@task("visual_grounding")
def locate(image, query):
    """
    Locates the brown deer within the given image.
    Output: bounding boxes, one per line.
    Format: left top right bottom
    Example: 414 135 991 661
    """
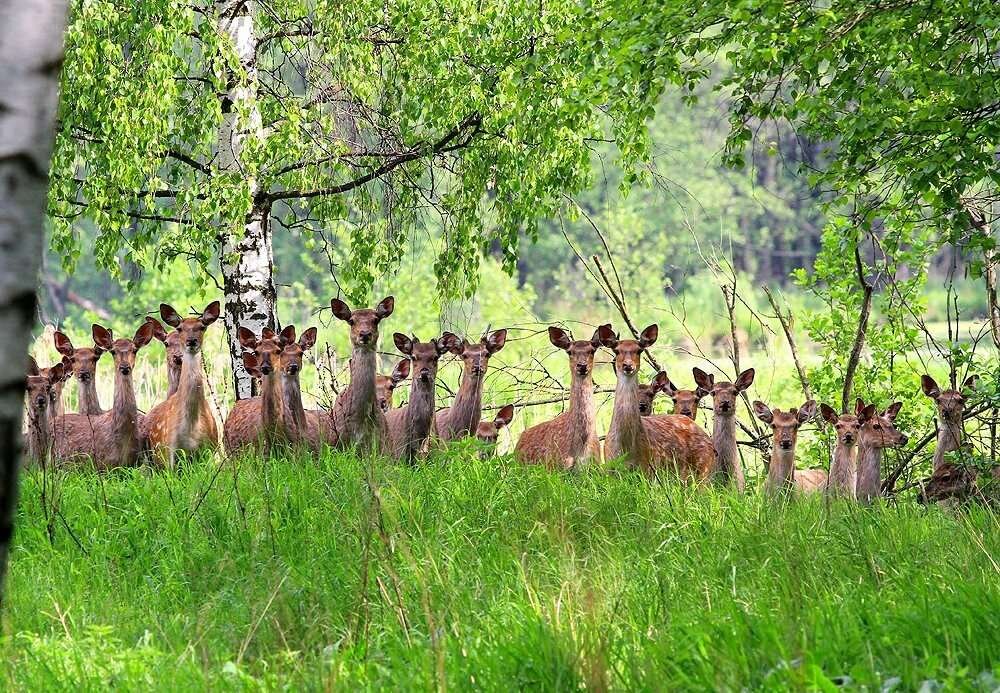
52 322 154 469
144 302 221 468
665 372 708 421
819 402 862 499
514 325 605 471
637 373 667 416
276 326 319 449
695 367 754 490
434 329 507 441
37 355 71 418
223 326 292 453
855 400 907 505
918 375 989 503
146 316 183 396
25 357 65 464
753 400 823 494
375 359 411 413
54 328 105 415
385 333 453 462
599 324 715 480
324 296 394 451
476 405 515 455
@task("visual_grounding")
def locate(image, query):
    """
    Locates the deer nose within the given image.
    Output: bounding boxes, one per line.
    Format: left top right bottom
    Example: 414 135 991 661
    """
379 400 388 411
35 396 47 409
576 364 588 375
639 403 648 413
843 434 855 444
286 363 299 375
260 364 272 375
419 368 431 382
779 440 792 450
79 372 91 382
119 365 131 375
358 331 372 343
719 402 731 412
622 363 635 375
186 339 198 349
172 355 183 365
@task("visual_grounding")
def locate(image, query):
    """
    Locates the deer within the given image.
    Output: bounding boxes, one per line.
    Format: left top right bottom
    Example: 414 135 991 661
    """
854 399 907 505
637 373 667 416
664 372 708 421
434 329 507 441
476 405 515 456
54 328 105 415
36 355 71 418
918 375 988 504
514 325 605 471
323 296 394 451
146 316 183 396
385 333 453 462
51 322 154 469
223 326 292 453
275 326 319 449
753 400 824 494
694 367 754 490
599 324 715 480
143 301 221 468
376 359 411 413
819 402 862 499
25 357 65 464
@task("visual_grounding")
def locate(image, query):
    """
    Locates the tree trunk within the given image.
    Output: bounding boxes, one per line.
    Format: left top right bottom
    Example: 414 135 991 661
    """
216 0 276 399
0 0 70 602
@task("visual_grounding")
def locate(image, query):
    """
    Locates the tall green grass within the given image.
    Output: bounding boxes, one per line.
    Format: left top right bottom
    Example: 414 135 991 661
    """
3 447 999 690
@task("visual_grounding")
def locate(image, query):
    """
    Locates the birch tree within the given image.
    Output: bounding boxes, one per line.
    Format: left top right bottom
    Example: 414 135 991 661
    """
0 0 70 600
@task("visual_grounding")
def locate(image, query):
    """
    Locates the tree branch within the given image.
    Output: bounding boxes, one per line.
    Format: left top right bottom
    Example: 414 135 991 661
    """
841 242 874 413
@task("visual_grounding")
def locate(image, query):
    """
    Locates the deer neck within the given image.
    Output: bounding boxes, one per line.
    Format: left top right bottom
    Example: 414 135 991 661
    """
856 442 882 503
932 416 964 471
26 405 50 461
609 373 646 461
341 348 378 427
110 367 139 440
178 350 207 424
281 373 308 443
451 368 484 434
166 361 181 397
767 447 796 491
405 375 436 446
829 442 857 494
568 371 596 445
77 377 103 415
260 370 281 435
51 381 65 418
713 413 741 482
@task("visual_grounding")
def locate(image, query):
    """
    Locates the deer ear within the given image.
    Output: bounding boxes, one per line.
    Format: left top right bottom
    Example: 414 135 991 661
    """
200 301 221 326
54 331 74 356
652 371 670 393
753 400 773 424
548 326 572 351
133 321 154 349
638 324 658 349
495 404 515 428
160 304 182 328
859 404 877 423
920 374 940 400
279 325 296 346
735 368 755 392
49 362 65 382
692 367 714 393
962 374 978 392
92 324 114 351
237 327 258 349
596 324 618 349
855 398 866 416
330 298 353 322
299 327 318 350
486 329 507 354
391 358 410 384
146 317 167 343
662 375 680 398
60 355 73 378
393 332 413 356
440 332 464 356
241 352 262 378
884 401 903 422
27 356 39 376
375 296 394 319
590 324 610 348
797 400 817 424
819 403 838 425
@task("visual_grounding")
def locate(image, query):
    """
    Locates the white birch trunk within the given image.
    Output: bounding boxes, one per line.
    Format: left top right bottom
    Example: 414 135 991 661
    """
216 0 276 399
0 0 70 598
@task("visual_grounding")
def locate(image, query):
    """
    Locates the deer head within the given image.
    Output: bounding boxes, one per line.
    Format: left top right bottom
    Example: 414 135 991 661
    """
277 326 318 377
54 329 104 384
26 356 63 413
159 301 221 355
819 402 861 447
147 317 183 370
654 372 700 419
394 333 452 385
754 400 816 451
921 374 977 425
547 325 606 378
442 329 507 380
694 367 754 418
92 322 154 377
597 324 657 378
375 360 411 412
637 372 671 416
476 405 515 446
331 296 394 350
237 325 289 377
857 400 908 450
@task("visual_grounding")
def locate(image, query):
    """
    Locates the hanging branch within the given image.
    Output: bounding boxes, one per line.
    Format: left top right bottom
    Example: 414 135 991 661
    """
762 284 811 401
841 242 874 413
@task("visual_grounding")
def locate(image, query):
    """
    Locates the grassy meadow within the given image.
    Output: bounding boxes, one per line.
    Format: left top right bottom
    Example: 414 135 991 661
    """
2 447 999 690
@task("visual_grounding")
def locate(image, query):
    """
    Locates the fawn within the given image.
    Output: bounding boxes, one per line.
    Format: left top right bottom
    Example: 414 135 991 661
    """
52 322 154 469
695 367 754 490
434 329 508 441
819 402 862 498
476 405 515 455
144 302 221 468
854 399 907 504
54 328 106 415
637 373 667 416
223 326 292 453
325 296 395 451
600 324 715 480
375 359 411 413
275 326 319 449
146 316 183 396
25 357 65 464
514 325 605 471
753 400 824 494
665 372 708 421
385 333 453 462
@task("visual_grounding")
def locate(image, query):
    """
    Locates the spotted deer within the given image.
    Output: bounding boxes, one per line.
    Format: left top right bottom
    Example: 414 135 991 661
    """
52 322 154 469
599 324 715 480
434 329 507 441
54 328 105 415
146 317 183 396
476 405 515 456
819 402 862 499
276 326 319 449
694 367 754 490
514 326 605 471
25 357 65 464
753 400 823 494
376 359 411 413
143 302 221 468
664 373 708 421
324 296 394 451
854 400 907 504
223 326 292 453
385 333 453 462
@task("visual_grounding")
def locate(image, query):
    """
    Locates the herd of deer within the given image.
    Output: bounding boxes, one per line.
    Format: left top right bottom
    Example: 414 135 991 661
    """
23 297 996 503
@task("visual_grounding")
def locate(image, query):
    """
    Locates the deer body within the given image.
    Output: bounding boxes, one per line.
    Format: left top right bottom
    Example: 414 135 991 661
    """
854 401 907 505
695 368 754 489
385 335 451 463
434 330 507 441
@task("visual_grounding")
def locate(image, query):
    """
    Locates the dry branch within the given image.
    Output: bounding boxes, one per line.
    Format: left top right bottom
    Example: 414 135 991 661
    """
841 244 874 413
762 284 811 400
